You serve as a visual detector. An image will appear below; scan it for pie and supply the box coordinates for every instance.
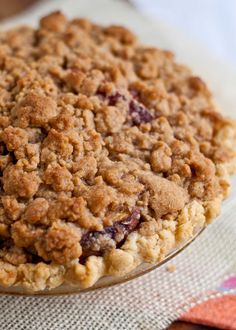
[0,11,235,292]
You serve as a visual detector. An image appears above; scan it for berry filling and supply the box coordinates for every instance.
[107,92,126,106]
[129,100,153,125]
[80,209,141,257]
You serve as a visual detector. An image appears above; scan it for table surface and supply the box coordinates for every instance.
[168,322,217,330]
[0,1,220,329]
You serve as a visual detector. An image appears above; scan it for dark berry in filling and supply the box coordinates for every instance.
[107,92,126,106]
[129,100,153,125]
[80,209,141,257]
[97,90,126,106]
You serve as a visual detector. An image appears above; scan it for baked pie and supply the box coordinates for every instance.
[0,11,235,292]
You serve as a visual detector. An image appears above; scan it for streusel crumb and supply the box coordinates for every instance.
[166,264,176,273]
[0,11,235,292]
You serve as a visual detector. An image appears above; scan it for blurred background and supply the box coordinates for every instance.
[132,0,236,68]
[0,0,235,69]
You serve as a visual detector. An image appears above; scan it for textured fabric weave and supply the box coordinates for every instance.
[0,1,236,329]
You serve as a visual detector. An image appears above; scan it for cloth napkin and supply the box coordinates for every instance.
[181,278,236,328]
[1,1,236,329]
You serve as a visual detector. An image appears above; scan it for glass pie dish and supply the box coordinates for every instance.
[0,226,205,296]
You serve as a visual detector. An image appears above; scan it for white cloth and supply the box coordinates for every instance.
[1,1,236,329]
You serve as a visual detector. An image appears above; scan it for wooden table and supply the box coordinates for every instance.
[168,322,217,330]
[0,1,218,329]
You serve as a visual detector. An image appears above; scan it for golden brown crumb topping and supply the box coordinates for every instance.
[0,11,235,291]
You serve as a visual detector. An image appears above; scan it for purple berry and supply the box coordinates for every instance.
[80,209,141,256]
[107,92,126,106]
[129,100,153,125]
[97,91,126,106]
